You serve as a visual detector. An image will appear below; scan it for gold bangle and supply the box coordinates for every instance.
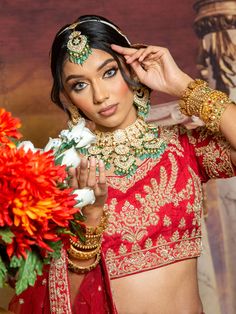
[85,210,109,235]
[70,237,101,250]
[179,79,234,132]
[70,237,101,249]
[180,79,207,115]
[69,210,108,250]
[67,253,101,274]
[67,244,101,260]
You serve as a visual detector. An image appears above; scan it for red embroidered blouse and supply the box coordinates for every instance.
[102,125,235,279]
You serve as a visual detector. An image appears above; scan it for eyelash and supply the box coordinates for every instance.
[104,66,118,78]
[71,66,118,92]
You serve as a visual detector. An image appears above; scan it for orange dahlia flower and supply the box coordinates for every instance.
[0,108,22,145]
[0,145,77,258]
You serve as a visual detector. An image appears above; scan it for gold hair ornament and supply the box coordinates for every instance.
[59,19,131,45]
[67,30,92,65]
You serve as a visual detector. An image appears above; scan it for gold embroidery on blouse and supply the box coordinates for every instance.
[106,237,202,278]
[195,141,234,178]
[145,238,153,249]
[163,215,172,227]
[185,127,235,178]
[106,154,196,244]
[186,167,203,227]
[104,138,207,278]
[179,217,186,228]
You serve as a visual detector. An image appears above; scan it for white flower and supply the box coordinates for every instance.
[69,118,86,139]
[59,129,70,140]
[18,141,39,153]
[44,137,62,152]
[57,147,81,168]
[75,128,96,148]
[73,188,95,207]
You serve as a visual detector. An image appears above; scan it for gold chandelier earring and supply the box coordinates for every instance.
[67,104,81,126]
[133,86,150,119]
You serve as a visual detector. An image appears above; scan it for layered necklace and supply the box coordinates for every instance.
[80,118,167,178]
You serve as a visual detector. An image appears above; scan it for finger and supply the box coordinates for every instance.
[95,159,108,200]
[139,47,169,62]
[138,46,158,62]
[97,159,106,185]
[111,44,137,56]
[126,49,145,64]
[78,157,88,188]
[129,60,146,81]
[87,156,97,188]
[68,167,78,188]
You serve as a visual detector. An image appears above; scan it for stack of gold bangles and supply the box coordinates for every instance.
[179,79,234,132]
[67,210,109,274]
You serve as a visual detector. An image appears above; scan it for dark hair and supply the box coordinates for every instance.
[50,15,140,115]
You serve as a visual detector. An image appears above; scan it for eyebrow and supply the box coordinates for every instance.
[65,58,115,83]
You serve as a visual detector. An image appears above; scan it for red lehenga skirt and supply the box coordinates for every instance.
[9,250,117,314]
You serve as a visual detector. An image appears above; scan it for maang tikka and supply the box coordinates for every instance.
[66,23,92,65]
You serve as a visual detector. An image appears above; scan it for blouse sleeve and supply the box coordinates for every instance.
[182,126,236,182]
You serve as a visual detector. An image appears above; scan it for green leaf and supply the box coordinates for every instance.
[54,142,71,157]
[43,241,62,264]
[0,256,7,288]
[14,250,43,295]
[74,212,86,222]
[10,255,23,268]
[0,228,14,244]
[55,155,64,165]
[57,227,74,236]
[70,221,86,242]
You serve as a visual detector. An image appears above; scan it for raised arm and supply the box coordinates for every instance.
[112,44,236,166]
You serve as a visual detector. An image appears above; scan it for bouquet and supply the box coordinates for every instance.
[0,108,96,295]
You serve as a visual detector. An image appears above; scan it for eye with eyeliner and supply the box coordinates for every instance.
[103,66,118,78]
[71,81,87,92]
[70,65,118,93]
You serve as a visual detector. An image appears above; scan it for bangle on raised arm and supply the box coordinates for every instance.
[179,79,234,132]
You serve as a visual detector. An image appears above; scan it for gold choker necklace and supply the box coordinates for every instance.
[81,118,166,177]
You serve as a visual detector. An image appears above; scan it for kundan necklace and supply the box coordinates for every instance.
[80,118,167,178]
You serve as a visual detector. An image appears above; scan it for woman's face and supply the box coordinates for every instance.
[62,49,137,131]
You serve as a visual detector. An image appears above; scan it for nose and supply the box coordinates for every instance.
[92,81,109,104]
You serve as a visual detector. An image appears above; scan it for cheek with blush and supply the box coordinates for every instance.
[112,78,134,103]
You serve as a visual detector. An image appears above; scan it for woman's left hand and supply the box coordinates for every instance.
[69,157,107,210]
[111,44,192,97]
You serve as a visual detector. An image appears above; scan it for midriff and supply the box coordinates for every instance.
[110,258,203,314]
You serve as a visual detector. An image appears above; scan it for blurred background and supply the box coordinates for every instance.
[0,1,236,313]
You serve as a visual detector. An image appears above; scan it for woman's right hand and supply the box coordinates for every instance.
[111,44,192,97]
